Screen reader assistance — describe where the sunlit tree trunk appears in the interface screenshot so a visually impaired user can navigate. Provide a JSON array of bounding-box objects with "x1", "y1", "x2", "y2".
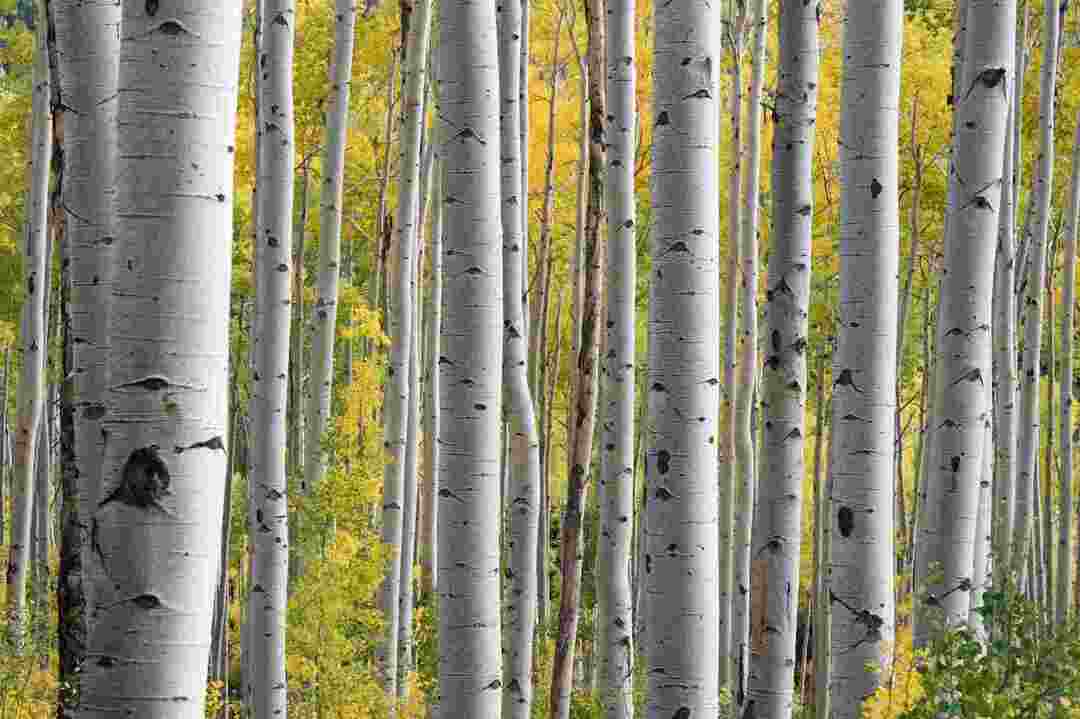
[
  {"x1": 732, "y1": 0, "x2": 765, "y2": 706},
  {"x1": 6, "y1": 12, "x2": 50, "y2": 647},
  {"x1": 1057, "y1": 110, "x2": 1080, "y2": 625},
  {"x1": 52, "y1": 0, "x2": 120, "y2": 697},
  {"x1": 1013, "y1": 0, "x2": 1060, "y2": 578},
  {"x1": 419, "y1": 155, "x2": 442, "y2": 599},
  {"x1": 644, "y1": 0, "x2": 720, "y2": 714},
  {"x1": 250, "y1": 4, "x2": 295, "y2": 718},
  {"x1": 596, "y1": 0, "x2": 635, "y2": 714},
  {"x1": 288, "y1": 159, "x2": 309, "y2": 481},
  {"x1": 379, "y1": 0, "x2": 431, "y2": 699},
  {"x1": 304, "y1": 0, "x2": 358, "y2": 493},
  {"x1": 436, "y1": 0, "x2": 504, "y2": 714},
  {"x1": 496, "y1": 1, "x2": 541, "y2": 716},
  {"x1": 914, "y1": 0, "x2": 1015, "y2": 645},
  {"x1": 77, "y1": 4, "x2": 242, "y2": 718},
  {"x1": 828, "y1": 1, "x2": 902, "y2": 716},
  {"x1": 398, "y1": 281, "x2": 421, "y2": 696},
  {"x1": 748, "y1": 2, "x2": 817, "y2": 717}
]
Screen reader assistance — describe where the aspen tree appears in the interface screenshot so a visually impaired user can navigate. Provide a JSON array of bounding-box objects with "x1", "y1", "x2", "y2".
[
  {"x1": 437, "y1": 0, "x2": 504, "y2": 713},
  {"x1": 645, "y1": 0, "x2": 720, "y2": 714},
  {"x1": 497, "y1": 0, "x2": 541, "y2": 715},
  {"x1": 1057, "y1": 110, "x2": 1080, "y2": 624},
  {"x1": 305, "y1": 0, "x2": 358, "y2": 493},
  {"x1": 398, "y1": 286, "x2": 421, "y2": 695},
  {"x1": 7, "y1": 8, "x2": 50, "y2": 646},
  {"x1": 379, "y1": 0, "x2": 431, "y2": 698},
  {"x1": 828, "y1": 0, "x2": 902, "y2": 716},
  {"x1": 251, "y1": 1, "x2": 295, "y2": 716},
  {"x1": 77, "y1": 3, "x2": 242, "y2": 718},
  {"x1": 597, "y1": 0, "x2": 635, "y2": 714},
  {"x1": 1013, "y1": 0, "x2": 1060, "y2": 577},
  {"x1": 970, "y1": 418, "x2": 993, "y2": 636},
  {"x1": 914, "y1": 0, "x2": 1015, "y2": 644},
  {"x1": 749, "y1": 2, "x2": 818, "y2": 716},
  {"x1": 732, "y1": 0, "x2": 765, "y2": 703},
  {"x1": 419, "y1": 156, "x2": 442, "y2": 598}
]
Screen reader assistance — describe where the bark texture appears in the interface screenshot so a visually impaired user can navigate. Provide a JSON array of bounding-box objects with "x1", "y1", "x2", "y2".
[
  {"x1": 77, "y1": 3, "x2": 242, "y2": 718},
  {"x1": 644, "y1": 0, "x2": 720, "y2": 714}
]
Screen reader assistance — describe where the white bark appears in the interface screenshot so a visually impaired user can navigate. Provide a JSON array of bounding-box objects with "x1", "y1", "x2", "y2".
[
  {"x1": 1057, "y1": 110, "x2": 1080, "y2": 624},
  {"x1": 497, "y1": 1, "x2": 540, "y2": 716},
  {"x1": 645, "y1": 0, "x2": 720, "y2": 714},
  {"x1": 828, "y1": 1, "x2": 902, "y2": 716},
  {"x1": 379, "y1": 0, "x2": 431, "y2": 699},
  {"x1": 914, "y1": 0, "x2": 1015, "y2": 644},
  {"x1": 970, "y1": 418, "x2": 992, "y2": 637},
  {"x1": 436, "y1": 0, "x2": 504, "y2": 713},
  {"x1": 251, "y1": 1, "x2": 294, "y2": 717},
  {"x1": 597, "y1": 0, "x2": 635, "y2": 715},
  {"x1": 420, "y1": 156, "x2": 442, "y2": 599},
  {"x1": 398, "y1": 281, "x2": 421, "y2": 695},
  {"x1": 1012, "y1": 0, "x2": 1060, "y2": 577},
  {"x1": 304, "y1": 0, "x2": 358, "y2": 493},
  {"x1": 78, "y1": 3, "x2": 242, "y2": 718},
  {"x1": 732, "y1": 0, "x2": 765, "y2": 704},
  {"x1": 748, "y1": 2, "x2": 817, "y2": 717},
  {"x1": 52, "y1": 0, "x2": 120, "y2": 655},
  {"x1": 7, "y1": 13, "x2": 50, "y2": 646}
]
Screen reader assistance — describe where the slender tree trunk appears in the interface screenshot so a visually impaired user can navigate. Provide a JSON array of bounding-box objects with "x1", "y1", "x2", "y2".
[
  {"x1": 419, "y1": 157, "x2": 442, "y2": 599},
  {"x1": 370, "y1": 51, "x2": 399, "y2": 341},
  {"x1": 52, "y1": 0, "x2": 119, "y2": 701},
  {"x1": 7, "y1": 13, "x2": 50, "y2": 647},
  {"x1": 828, "y1": 2, "x2": 902, "y2": 716},
  {"x1": 539, "y1": 287, "x2": 565, "y2": 629},
  {"x1": 497, "y1": 0, "x2": 541, "y2": 715},
  {"x1": 597, "y1": 0, "x2": 634, "y2": 713},
  {"x1": 379, "y1": 0, "x2": 431, "y2": 701},
  {"x1": 810, "y1": 346, "x2": 831, "y2": 716},
  {"x1": 519, "y1": 0, "x2": 530, "y2": 348},
  {"x1": 718, "y1": 0, "x2": 743, "y2": 693},
  {"x1": 1013, "y1": 0, "x2": 1060, "y2": 577},
  {"x1": 643, "y1": 0, "x2": 720, "y2": 714},
  {"x1": 749, "y1": 3, "x2": 817, "y2": 717},
  {"x1": 1043, "y1": 258, "x2": 1056, "y2": 622},
  {"x1": 436, "y1": 0, "x2": 504, "y2": 713},
  {"x1": 1058, "y1": 110, "x2": 1080, "y2": 624},
  {"x1": 398, "y1": 280, "x2": 421, "y2": 696},
  {"x1": 732, "y1": 0, "x2": 765, "y2": 706},
  {"x1": 77, "y1": 4, "x2": 242, "y2": 718},
  {"x1": 548, "y1": 10, "x2": 606, "y2": 715},
  {"x1": 251, "y1": 2, "x2": 295, "y2": 717},
  {"x1": 970, "y1": 417, "x2": 993, "y2": 636},
  {"x1": 304, "y1": 0, "x2": 358, "y2": 494},
  {"x1": 914, "y1": 0, "x2": 1015, "y2": 644},
  {"x1": 288, "y1": 158, "x2": 309, "y2": 481}
]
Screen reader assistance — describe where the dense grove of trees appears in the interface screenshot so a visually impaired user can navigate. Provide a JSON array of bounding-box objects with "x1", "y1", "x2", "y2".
[{"x1": 0, "y1": 1, "x2": 1078, "y2": 719}]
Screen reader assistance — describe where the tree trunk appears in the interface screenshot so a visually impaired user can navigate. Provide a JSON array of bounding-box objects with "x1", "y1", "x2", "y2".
[
  {"x1": 6, "y1": 11, "x2": 50, "y2": 647},
  {"x1": 597, "y1": 0, "x2": 634, "y2": 714},
  {"x1": 718, "y1": 0, "x2": 743, "y2": 693},
  {"x1": 970, "y1": 418, "x2": 993, "y2": 636},
  {"x1": 288, "y1": 158, "x2": 310, "y2": 481},
  {"x1": 398, "y1": 278, "x2": 422, "y2": 696},
  {"x1": 732, "y1": 0, "x2": 765, "y2": 706},
  {"x1": 1058, "y1": 110, "x2": 1080, "y2": 624},
  {"x1": 1043, "y1": 256, "x2": 1056, "y2": 622},
  {"x1": 436, "y1": 0, "x2": 504, "y2": 713},
  {"x1": 305, "y1": 0, "x2": 358, "y2": 493},
  {"x1": 914, "y1": 0, "x2": 1014, "y2": 645},
  {"x1": 643, "y1": 0, "x2": 720, "y2": 714},
  {"x1": 77, "y1": 4, "x2": 242, "y2": 718},
  {"x1": 548, "y1": 7, "x2": 606, "y2": 714},
  {"x1": 539, "y1": 286, "x2": 566, "y2": 630},
  {"x1": 749, "y1": 2, "x2": 818, "y2": 716},
  {"x1": 497, "y1": 0, "x2": 541, "y2": 716},
  {"x1": 811, "y1": 345, "x2": 831, "y2": 717},
  {"x1": 369, "y1": 50, "x2": 399, "y2": 345},
  {"x1": 251, "y1": 1, "x2": 295, "y2": 717},
  {"x1": 419, "y1": 156, "x2": 442, "y2": 599},
  {"x1": 1013, "y1": 0, "x2": 1060, "y2": 578},
  {"x1": 828, "y1": 1, "x2": 902, "y2": 716}
]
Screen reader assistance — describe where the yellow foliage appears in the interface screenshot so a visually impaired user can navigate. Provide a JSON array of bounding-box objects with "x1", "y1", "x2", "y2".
[{"x1": 862, "y1": 625, "x2": 925, "y2": 719}]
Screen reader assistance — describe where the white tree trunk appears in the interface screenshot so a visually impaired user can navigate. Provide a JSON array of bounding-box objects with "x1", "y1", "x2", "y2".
[
  {"x1": 1057, "y1": 109, "x2": 1080, "y2": 624},
  {"x1": 52, "y1": 0, "x2": 120, "y2": 669},
  {"x1": 78, "y1": 3, "x2": 242, "y2": 718},
  {"x1": 251, "y1": 1, "x2": 295, "y2": 717},
  {"x1": 597, "y1": 0, "x2": 635, "y2": 715},
  {"x1": 379, "y1": 0, "x2": 431, "y2": 700},
  {"x1": 914, "y1": 0, "x2": 1015, "y2": 645},
  {"x1": 645, "y1": 0, "x2": 720, "y2": 714},
  {"x1": 6, "y1": 12, "x2": 50, "y2": 646},
  {"x1": 398, "y1": 281, "x2": 421, "y2": 696},
  {"x1": 304, "y1": 0, "x2": 358, "y2": 494},
  {"x1": 732, "y1": 0, "x2": 765, "y2": 705},
  {"x1": 1012, "y1": 0, "x2": 1060, "y2": 578},
  {"x1": 969, "y1": 418, "x2": 993, "y2": 637},
  {"x1": 420, "y1": 156, "x2": 442, "y2": 599},
  {"x1": 497, "y1": 1, "x2": 540, "y2": 716},
  {"x1": 748, "y1": 2, "x2": 817, "y2": 717},
  {"x1": 436, "y1": 0, "x2": 504, "y2": 714},
  {"x1": 828, "y1": 1, "x2": 902, "y2": 716}
]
